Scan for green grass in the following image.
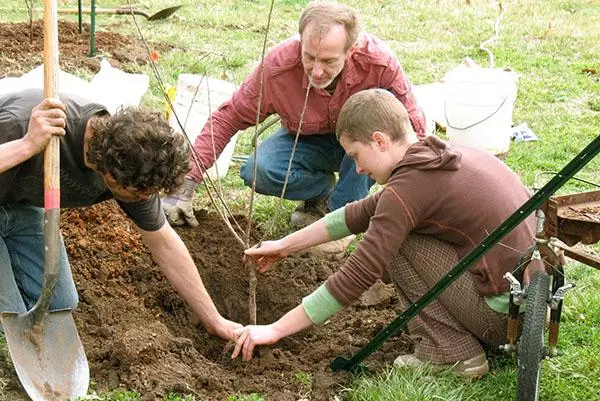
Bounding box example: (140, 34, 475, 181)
(342, 264, 600, 401)
(342, 365, 488, 401)
(1, 0, 599, 400)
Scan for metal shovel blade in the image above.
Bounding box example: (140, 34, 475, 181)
(148, 5, 184, 21)
(1, 309, 89, 401)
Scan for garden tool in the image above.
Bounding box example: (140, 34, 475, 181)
(40, 5, 184, 21)
(0, 2, 89, 400)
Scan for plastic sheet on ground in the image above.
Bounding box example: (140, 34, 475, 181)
(0, 59, 148, 114)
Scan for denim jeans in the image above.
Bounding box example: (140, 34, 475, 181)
(240, 127, 374, 211)
(0, 204, 78, 318)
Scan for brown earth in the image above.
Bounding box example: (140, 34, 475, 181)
(0, 201, 411, 401)
(0, 19, 412, 401)
(0, 19, 169, 76)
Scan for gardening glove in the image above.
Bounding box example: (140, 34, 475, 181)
(162, 177, 199, 228)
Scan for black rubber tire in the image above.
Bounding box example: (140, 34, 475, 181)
(517, 271, 551, 401)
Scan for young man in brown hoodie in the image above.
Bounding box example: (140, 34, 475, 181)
(231, 88, 536, 379)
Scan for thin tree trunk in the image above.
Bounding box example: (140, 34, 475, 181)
(25, 1, 36, 45)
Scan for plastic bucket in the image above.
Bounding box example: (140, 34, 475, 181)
(444, 66, 518, 155)
(169, 74, 238, 180)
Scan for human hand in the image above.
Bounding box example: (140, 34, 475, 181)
(162, 177, 199, 227)
(207, 316, 243, 341)
(24, 98, 67, 155)
(244, 240, 290, 273)
(231, 324, 282, 361)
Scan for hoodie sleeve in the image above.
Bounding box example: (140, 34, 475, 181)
(344, 193, 381, 234)
(325, 186, 418, 306)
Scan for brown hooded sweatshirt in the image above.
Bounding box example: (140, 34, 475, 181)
(325, 136, 535, 306)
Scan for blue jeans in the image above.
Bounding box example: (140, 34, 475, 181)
(240, 127, 374, 211)
(0, 204, 78, 318)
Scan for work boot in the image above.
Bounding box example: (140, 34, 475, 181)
(290, 198, 328, 228)
(393, 352, 489, 379)
(310, 234, 356, 259)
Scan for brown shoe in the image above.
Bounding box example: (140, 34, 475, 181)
(393, 353, 489, 379)
(290, 199, 328, 228)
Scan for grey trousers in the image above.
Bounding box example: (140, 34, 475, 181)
(387, 234, 508, 363)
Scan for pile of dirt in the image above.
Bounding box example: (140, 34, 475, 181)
(0, 19, 168, 76)
(0, 17, 412, 401)
(0, 201, 412, 400)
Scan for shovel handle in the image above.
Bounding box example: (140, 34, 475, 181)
(34, 7, 151, 19)
(32, 0, 61, 320)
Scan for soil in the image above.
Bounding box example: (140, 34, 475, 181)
(0, 19, 169, 77)
(561, 204, 600, 223)
(1, 201, 411, 401)
(0, 19, 412, 400)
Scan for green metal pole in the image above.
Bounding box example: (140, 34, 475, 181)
(331, 134, 600, 373)
(77, 0, 82, 33)
(88, 0, 96, 57)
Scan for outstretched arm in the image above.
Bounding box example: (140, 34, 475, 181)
(231, 284, 343, 361)
(245, 208, 352, 272)
(381, 55, 426, 137)
(231, 304, 313, 361)
(139, 222, 242, 340)
(163, 65, 276, 228)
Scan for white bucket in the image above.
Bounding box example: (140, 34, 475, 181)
(444, 66, 518, 155)
(169, 74, 238, 180)
(412, 83, 445, 136)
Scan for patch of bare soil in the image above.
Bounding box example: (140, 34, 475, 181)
(0, 19, 169, 76)
(0, 201, 411, 400)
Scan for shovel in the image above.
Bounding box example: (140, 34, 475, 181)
(35, 5, 184, 21)
(0, 2, 89, 400)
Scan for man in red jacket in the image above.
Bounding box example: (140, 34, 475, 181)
(231, 89, 536, 379)
(163, 1, 425, 255)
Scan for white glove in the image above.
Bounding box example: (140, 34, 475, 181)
(162, 177, 199, 227)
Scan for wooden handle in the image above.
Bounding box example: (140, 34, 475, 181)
(34, 7, 150, 18)
(35, 0, 61, 317)
(43, 0, 59, 206)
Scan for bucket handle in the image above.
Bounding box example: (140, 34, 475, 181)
(444, 95, 508, 131)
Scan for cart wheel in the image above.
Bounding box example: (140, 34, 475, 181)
(517, 271, 551, 401)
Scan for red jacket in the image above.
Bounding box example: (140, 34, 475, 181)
(188, 33, 426, 181)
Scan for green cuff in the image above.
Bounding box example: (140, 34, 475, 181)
(323, 207, 351, 241)
(302, 284, 344, 325)
(485, 292, 525, 314)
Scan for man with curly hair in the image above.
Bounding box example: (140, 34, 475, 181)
(0, 89, 242, 341)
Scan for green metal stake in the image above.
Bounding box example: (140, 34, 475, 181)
(88, 0, 96, 57)
(77, 0, 82, 33)
(331, 134, 600, 373)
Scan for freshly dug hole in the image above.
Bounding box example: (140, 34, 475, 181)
(1, 201, 411, 400)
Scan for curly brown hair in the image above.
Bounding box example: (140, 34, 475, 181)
(86, 107, 190, 194)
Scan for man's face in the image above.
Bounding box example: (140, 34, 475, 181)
(301, 22, 348, 89)
(102, 173, 154, 203)
(340, 134, 392, 185)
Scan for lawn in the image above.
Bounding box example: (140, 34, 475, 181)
(0, 0, 599, 400)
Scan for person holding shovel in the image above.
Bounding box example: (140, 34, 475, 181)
(231, 89, 536, 379)
(163, 0, 427, 256)
(0, 89, 241, 340)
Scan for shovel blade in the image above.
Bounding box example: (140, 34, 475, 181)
(148, 5, 183, 20)
(1, 310, 89, 401)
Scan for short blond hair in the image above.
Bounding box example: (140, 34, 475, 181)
(336, 89, 413, 143)
(299, 1, 362, 52)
